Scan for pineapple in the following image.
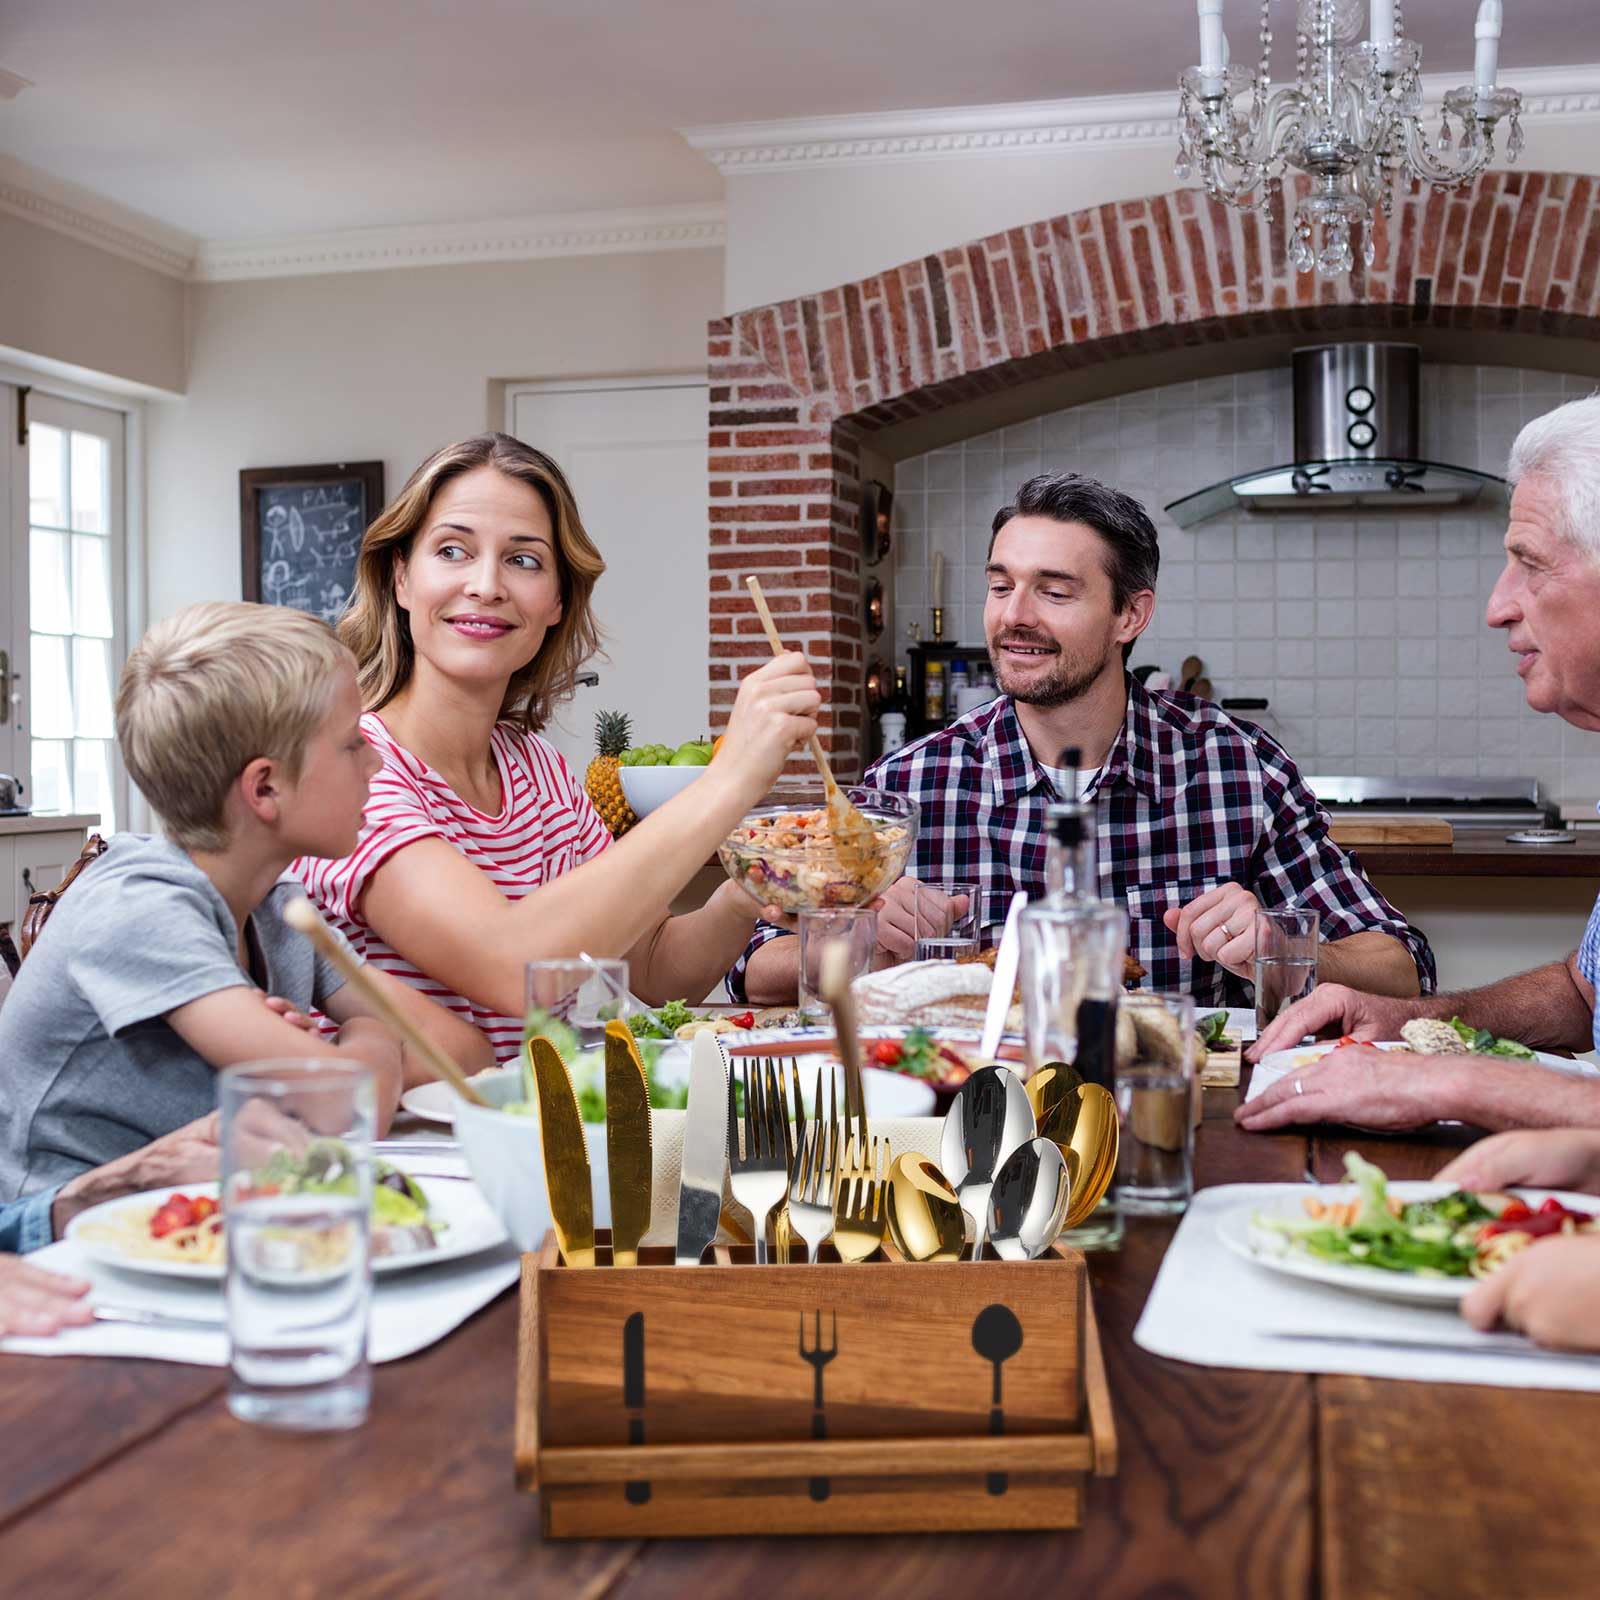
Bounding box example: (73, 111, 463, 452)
(585, 710, 637, 836)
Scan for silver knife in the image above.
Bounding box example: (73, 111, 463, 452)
(93, 1304, 224, 1332)
(675, 1032, 729, 1266)
(1261, 1327, 1598, 1362)
(979, 890, 1028, 1061)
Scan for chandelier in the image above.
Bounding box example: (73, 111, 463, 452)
(1176, 0, 1523, 278)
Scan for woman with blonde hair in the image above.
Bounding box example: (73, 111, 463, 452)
(296, 433, 818, 1060)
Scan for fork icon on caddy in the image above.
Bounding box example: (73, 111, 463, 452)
(798, 1310, 838, 1503)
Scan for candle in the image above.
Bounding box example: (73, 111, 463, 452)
(1369, 0, 1395, 49)
(1197, 0, 1225, 93)
(932, 550, 945, 610)
(1475, 0, 1502, 93)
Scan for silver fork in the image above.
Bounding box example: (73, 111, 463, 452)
(788, 1068, 840, 1263)
(728, 1057, 789, 1265)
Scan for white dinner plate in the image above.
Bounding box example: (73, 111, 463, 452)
(1216, 1181, 1598, 1306)
(65, 1177, 507, 1283)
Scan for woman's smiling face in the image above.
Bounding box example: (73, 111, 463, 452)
(394, 465, 564, 688)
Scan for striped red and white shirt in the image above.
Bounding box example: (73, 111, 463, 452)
(295, 712, 611, 1062)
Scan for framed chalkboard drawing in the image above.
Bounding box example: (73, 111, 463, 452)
(240, 460, 385, 625)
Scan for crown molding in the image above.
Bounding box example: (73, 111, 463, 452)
(684, 63, 1600, 175)
(193, 203, 726, 282)
(0, 154, 196, 278)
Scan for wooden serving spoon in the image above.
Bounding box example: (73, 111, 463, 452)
(284, 898, 489, 1106)
(743, 574, 878, 868)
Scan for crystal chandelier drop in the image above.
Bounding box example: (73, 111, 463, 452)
(1176, 0, 1523, 278)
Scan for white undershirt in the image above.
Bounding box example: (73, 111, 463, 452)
(1039, 763, 1102, 801)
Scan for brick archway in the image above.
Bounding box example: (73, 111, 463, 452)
(707, 170, 1600, 777)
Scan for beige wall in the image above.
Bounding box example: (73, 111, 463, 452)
(0, 210, 186, 395)
(144, 247, 722, 621)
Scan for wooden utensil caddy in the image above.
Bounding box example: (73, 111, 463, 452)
(516, 1230, 1117, 1538)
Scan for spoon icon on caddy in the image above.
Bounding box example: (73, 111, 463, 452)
(971, 1304, 1023, 1497)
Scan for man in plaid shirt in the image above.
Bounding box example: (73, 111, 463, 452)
(733, 471, 1434, 1008)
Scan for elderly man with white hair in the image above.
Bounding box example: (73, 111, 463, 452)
(1237, 392, 1600, 1352)
(1240, 392, 1600, 1137)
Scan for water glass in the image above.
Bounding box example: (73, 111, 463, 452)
(1254, 907, 1320, 1036)
(1115, 994, 1197, 1216)
(797, 907, 877, 1018)
(526, 957, 636, 1047)
(222, 1060, 377, 1431)
(912, 879, 979, 962)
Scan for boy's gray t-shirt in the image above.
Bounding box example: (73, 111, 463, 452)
(0, 833, 351, 1200)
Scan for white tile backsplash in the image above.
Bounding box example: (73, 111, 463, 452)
(891, 361, 1597, 804)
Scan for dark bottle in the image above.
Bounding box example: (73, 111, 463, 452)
(1073, 995, 1118, 1093)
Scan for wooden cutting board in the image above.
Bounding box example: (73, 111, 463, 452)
(1328, 815, 1454, 846)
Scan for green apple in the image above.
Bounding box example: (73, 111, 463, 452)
(669, 745, 713, 767)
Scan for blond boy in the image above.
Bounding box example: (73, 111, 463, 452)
(0, 602, 492, 1238)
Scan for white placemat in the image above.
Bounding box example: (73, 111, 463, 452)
(1133, 1182, 1600, 1391)
(0, 1234, 520, 1367)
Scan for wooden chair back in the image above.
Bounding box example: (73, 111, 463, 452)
(17, 834, 109, 963)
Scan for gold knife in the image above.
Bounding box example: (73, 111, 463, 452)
(526, 1035, 595, 1268)
(604, 1020, 653, 1267)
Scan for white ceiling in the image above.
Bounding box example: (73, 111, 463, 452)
(1, 0, 1592, 242)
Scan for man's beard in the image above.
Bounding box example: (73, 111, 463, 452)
(988, 632, 1116, 709)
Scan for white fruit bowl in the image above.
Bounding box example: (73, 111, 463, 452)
(619, 764, 710, 817)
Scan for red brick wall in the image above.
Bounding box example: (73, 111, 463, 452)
(708, 171, 1600, 778)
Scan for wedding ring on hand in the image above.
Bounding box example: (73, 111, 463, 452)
(1294, 1078, 1305, 1095)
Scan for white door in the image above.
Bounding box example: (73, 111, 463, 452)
(507, 377, 708, 776)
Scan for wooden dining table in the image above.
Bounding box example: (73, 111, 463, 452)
(3, 1087, 1598, 1599)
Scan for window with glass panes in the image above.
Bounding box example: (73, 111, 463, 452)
(28, 421, 117, 829)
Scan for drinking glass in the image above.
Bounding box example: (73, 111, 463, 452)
(1115, 994, 1197, 1215)
(222, 1060, 376, 1431)
(912, 880, 979, 962)
(526, 957, 636, 1048)
(1018, 901, 1130, 1251)
(797, 907, 878, 1018)
(1254, 907, 1321, 1036)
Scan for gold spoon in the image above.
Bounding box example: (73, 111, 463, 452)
(886, 1153, 966, 1261)
(1059, 1084, 1119, 1231)
(1025, 1062, 1085, 1147)
(744, 574, 879, 870)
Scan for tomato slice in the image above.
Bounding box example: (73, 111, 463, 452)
(150, 1194, 197, 1238)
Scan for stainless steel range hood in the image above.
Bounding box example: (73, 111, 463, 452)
(1164, 343, 1509, 528)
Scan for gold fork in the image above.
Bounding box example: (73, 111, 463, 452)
(832, 1135, 886, 1264)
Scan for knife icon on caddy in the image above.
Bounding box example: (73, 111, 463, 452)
(623, 1311, 650, 1505)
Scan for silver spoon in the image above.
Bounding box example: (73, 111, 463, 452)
(940, 1065, 1034, 1261)
(988, 1137, 1071, 1261)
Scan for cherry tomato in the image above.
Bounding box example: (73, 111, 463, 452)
(871, 1039, 903, 1066)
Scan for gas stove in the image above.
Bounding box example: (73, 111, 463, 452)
(1306, 775, 1556, 831)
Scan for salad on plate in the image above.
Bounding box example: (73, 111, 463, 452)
(1253, 1152, 1597, 1279)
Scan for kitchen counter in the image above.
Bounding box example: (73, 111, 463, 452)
(0, 812, 100, 837)
(1351, 829, 1600, 879)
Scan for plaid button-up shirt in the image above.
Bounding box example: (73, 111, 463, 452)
(729, 677, 1436, 1008)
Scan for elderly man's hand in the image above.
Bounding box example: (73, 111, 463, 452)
(1249, 982, 1426, 1061)
(1438, 1129, 1600, 1195)
(51, 1113, 222, 1236)
(1234, 1045, 1460, 1132)
(1461, 1233, 1600, 1351)
(0, 1256, 93, 1337)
